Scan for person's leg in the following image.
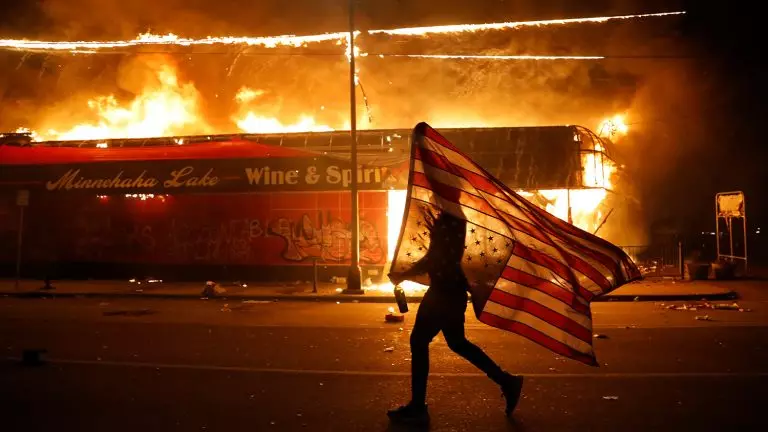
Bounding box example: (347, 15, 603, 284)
(409, 304, 442, 406)
(388, 300, 441, 424)
(442, 313, 524, 416)
(442, 315, 506, 384)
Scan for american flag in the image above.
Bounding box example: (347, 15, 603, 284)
(390, 123, 641, 365)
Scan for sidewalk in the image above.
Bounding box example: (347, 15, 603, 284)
(0, 277, 738, 303)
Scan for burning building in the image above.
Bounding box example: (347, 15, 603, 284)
(0, 124, 634, 284)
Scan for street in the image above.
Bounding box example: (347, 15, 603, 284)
(2, 294, 768, 431)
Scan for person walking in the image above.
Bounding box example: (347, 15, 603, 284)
(387, 211, 523, 425)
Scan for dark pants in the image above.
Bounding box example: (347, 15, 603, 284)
(410, 289, 506, 405)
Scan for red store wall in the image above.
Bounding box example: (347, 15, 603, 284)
(0, 191, 388, 279)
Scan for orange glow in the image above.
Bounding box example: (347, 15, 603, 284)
(39, 60, 209, 141)
(367, 280, 429, 295)
(233, 86, 334, 134)
(597, 114, 629, 140)
(582, 144, 616, 190)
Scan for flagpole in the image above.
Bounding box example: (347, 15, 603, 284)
(344, 0, 364, 294)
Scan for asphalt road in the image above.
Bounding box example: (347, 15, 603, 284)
(1, 296, 767, 431)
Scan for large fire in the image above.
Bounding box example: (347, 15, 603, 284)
(26, 61, 336, 141)
(48, 63, 208, 141)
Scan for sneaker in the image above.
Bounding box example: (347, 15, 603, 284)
(387, 402, 430, 426)
(501, 373, 524, 416)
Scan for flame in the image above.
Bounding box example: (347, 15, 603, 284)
(528, 146, 616, 233)
(24, 64, 342, 140)
(597, 114, 629, 140)
(368, 12, 685, 36)
(40, 61, 209, 141)
(234, 88, 264, 104)
(0, 12, 684, 53)
(582, 146, 616, 189)
(387, 190, 408, 262)
(379, 54, 604, 60)
(538, 189, 607, 233)
(368, 280, 429, 295)
(0, 31, 348, 52)
(233, 86, 334, 134)
(13, 127, 42, 142)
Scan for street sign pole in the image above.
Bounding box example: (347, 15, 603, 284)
(344, 0, 363, 294)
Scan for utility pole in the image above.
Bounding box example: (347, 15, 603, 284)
(344, 0, 364, 294)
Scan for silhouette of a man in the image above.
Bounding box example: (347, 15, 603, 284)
(387, 211, 523, 425)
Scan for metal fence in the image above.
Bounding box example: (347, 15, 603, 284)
(621, 242, 684, 278)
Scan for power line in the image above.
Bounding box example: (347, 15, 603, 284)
(3, 50, 704, 60)
(0, 11, 686, 53)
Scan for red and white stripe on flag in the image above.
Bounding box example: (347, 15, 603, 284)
(390, 122, 641, 366)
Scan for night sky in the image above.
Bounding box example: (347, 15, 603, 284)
(0, 0, 764, 251)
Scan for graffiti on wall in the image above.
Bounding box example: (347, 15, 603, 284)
(269, 212, 384, 264)
(2, 192, 387, 266)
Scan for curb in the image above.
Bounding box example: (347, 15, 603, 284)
(595, 291, 739, 302)
(0, 290, 739, 303)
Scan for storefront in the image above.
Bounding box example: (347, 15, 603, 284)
(0, 135, 409, 281)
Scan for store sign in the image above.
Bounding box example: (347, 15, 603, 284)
(4, 157, 409, 194)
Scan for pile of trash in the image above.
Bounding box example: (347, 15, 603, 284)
(661, 302, 750, 313)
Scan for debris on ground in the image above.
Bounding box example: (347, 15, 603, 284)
(202, 281, 219, 298)
(221, 304, 232, 312)
(694, 315, 712, 321)
(242, 300, 272, 304)
(98, 302, 110, 307)
(666, 302, 746, 312)
(602, 396, 619, 400)
(593, 334, 608, 339)
(712, 303, 740, 310)
(384, 347, 395, 352)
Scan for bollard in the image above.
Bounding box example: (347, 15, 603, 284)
(312, 258, 319, 293)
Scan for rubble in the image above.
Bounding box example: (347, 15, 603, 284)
(665, 302, 745, 312)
